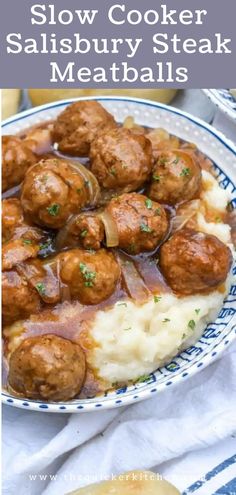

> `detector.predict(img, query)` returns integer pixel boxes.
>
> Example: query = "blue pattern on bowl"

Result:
[204,89,236,122]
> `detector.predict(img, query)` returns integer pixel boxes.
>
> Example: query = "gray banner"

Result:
[0,0,235,88]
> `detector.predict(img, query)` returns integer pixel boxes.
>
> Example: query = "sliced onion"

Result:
[117,253,150,301]
[172,200,200,233]
[123,116,135,129]
[2,183,21,199]
[123,116,145,134]
[55,216,74,251]
[69,161,100,206]
[135,258,169,293]
[43,257,71,303]
[148,128,170,143]
[24,128,52,155]
[147,129,180,152]
[99,211,119,247]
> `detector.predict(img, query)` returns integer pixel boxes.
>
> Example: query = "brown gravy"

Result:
[2,120,235,398]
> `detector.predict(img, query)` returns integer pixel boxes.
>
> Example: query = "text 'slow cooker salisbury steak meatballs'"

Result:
[149,149,201,205]
[53,100,117,156]
[160,229,232,295]
[106,193,168,254]
[21,158,99,229]
[8,335,86,401]
[90,127,153,192]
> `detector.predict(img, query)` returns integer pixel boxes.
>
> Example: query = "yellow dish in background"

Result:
[1,89,21,120]
[28,89,178,106]
[67,471,180,495]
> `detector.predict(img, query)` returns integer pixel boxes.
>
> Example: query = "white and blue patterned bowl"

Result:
[2,96,236,413]
[203,89,236,123]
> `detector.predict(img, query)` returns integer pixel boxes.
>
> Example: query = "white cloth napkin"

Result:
[3,343,236,495]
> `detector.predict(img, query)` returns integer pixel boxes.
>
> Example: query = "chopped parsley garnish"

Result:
[159,157,167,166]
[76,188,82,194]
[145,198,153,209]
[80,229,88,238]
[136,374,150,383]
[123,327,132,331]
[42,175,49,183]
[173,157,180,164]
[154,295,162,303]
[39,241,50,250]
[84,180,90,188]
[46,204,60,216]
[117,302,128,307]
[129,243,137,253]
[85,281,94,287]
[168,363,176,370]
[155,208,161,216]
[110,167,117,176]
[140,223,152,233]
[163,318,170,323]
[153,174,161,182]
[86,248,96,254]
[35,282,46,296]
[22,239,32,245]
[180,167,190,177]
[215,216,222,223]
[195,308,201,315]
[79,262,96,287]
[182,333,187,340]
[188,319,196,330]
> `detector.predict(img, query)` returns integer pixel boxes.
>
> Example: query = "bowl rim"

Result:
[2,95,236,413]
[203,89,236,123]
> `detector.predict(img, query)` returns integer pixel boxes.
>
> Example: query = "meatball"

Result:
[56,213,105,251]
[59,249,120,305]
[21,158,97,229]
[149,149,201,205]
[2,198,24,241]
[159,229,232,295]
[90,128,153,192]
[2,198,44,243]
[8,335,86,401]
[106,193,168,254]
[2,136,37,192]
[2,270,41,324]
[53,100,117,156]
[2,239,39,271]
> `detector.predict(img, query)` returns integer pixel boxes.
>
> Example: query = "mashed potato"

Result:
[88,168,234,386]
[197,170,231,243]
[89,275,232,384]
